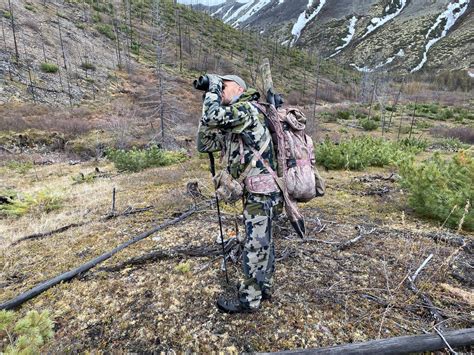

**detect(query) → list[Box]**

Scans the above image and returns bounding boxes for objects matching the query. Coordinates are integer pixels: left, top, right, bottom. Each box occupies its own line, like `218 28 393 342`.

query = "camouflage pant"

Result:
239 192 282 309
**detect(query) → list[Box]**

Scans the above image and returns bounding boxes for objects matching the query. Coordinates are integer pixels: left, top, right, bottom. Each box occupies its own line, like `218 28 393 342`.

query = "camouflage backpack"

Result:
252 102 325 202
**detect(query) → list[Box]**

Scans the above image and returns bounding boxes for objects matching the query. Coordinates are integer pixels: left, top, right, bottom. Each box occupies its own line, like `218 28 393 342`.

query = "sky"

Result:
177 0 251 5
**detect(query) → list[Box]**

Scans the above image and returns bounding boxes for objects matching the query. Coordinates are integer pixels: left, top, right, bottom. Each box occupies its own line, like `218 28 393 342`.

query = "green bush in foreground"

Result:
107 145 187 172
360 118 378 131
399 152 473 231
316 136 422 170
0 190 63 217
40 62 59 73
0 310 54 353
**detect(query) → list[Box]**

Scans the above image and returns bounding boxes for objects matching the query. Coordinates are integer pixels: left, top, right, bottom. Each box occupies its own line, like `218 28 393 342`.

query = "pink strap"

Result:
238 136 245 164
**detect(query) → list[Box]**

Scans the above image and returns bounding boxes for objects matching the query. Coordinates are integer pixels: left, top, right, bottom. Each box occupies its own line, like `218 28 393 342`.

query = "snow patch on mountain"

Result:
222 5 235 21
211 6 224 17
329 16 358 58
224 2 252 24
233 0 272 26
411 0 470 72
350 49 405 72
223 0 272 27
290 0 327 46
278 0 286 4
362 0 407 38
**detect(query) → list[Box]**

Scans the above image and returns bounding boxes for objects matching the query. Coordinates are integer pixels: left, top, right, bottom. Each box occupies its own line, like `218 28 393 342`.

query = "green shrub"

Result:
107 146 187 172
316 136 420 170
399 126 412 135
40 62 59 73
436 109 453 121
6 160 33 174
131 41 141 56
336 111 351 120
24 3 35 11
0 190 63 217
320 112 337 123
399 152 474 231
175 262 191 273
96 24 115 40
2 10 12 19
415 120 432 129
360 118 378 131
0 310 54 354
80 62 96 71
371 115 381 122
432 138 468 151
399 137 429 151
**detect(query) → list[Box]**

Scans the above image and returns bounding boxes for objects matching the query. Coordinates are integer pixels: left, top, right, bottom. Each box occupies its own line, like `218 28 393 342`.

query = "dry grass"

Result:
0 159 471 352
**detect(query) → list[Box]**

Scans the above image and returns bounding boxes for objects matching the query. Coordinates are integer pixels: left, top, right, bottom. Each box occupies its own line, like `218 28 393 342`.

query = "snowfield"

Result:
362 0 407 38
411 0 470 72
329 16 358 58
290 0 327 46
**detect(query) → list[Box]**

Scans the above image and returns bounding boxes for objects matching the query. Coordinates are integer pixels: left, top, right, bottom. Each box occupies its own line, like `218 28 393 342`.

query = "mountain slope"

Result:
0 0 354 106
203 0 473 73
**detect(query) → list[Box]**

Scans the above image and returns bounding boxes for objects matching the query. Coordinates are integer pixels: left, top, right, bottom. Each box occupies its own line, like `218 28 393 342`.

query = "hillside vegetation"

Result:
0 0 473 353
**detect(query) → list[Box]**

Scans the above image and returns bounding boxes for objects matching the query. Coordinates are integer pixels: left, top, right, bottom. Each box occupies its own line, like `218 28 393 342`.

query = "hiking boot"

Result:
262 291 272 302
216 296 256 314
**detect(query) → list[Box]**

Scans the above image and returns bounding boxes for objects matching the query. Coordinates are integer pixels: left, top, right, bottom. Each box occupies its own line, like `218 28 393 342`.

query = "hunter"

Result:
197 74 282 314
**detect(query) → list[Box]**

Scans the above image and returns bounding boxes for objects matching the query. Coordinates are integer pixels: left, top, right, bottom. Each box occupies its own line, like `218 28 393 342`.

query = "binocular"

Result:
193 75 210 91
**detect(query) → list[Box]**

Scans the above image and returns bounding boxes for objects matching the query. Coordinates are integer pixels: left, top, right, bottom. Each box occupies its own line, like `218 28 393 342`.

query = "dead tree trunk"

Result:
178 10 183 73
409 97 417 139
57 16 67 70
8 0 19 63
311 54 322 134
367 80 378 121
259 328 474 355
1 17 13 80
387 79 404 130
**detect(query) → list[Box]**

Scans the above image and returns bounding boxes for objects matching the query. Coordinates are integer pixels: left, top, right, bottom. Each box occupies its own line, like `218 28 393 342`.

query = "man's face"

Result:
221 80 244 106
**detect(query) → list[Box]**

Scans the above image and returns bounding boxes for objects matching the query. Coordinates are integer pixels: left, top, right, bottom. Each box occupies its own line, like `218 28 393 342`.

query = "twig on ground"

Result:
407 255 447 329
434 326 458 354
411 254 433 282
337 225 377 251
298 238 339 245
103 205 154 220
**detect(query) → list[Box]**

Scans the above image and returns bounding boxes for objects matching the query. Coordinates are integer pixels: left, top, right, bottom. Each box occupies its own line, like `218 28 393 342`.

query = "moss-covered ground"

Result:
0 131 472 351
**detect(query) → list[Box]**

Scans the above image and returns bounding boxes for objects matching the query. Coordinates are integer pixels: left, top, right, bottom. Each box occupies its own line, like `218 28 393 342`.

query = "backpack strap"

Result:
237 135 271 185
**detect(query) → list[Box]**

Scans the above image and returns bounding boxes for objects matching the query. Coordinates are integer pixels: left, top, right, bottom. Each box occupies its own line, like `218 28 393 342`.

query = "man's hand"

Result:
207 74 222 88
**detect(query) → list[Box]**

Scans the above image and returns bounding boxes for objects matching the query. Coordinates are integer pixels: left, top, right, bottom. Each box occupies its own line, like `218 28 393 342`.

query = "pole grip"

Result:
208 152 216 177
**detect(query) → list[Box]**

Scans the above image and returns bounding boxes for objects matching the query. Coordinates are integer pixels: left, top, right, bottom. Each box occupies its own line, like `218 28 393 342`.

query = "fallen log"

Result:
0 204 202 310
259 328 474 354
11 222 86 246
12 205 155 246
98 238 238 273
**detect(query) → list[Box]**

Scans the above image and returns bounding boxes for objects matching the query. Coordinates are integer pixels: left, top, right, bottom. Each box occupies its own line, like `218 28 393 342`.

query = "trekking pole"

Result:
208 152 229 284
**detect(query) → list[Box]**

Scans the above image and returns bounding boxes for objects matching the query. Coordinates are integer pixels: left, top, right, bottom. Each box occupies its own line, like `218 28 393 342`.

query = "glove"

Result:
206 74 222 89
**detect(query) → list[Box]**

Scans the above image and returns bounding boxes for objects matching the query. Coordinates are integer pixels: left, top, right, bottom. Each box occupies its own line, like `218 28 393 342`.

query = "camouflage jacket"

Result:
197 81 277 182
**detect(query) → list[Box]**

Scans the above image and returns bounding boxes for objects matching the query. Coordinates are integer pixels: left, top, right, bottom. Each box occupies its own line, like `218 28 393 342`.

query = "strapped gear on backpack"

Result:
250 102 326 237
252 102 325 201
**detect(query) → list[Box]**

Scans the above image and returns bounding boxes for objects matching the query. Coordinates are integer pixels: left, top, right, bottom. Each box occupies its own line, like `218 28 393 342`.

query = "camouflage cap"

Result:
219 75 247 90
